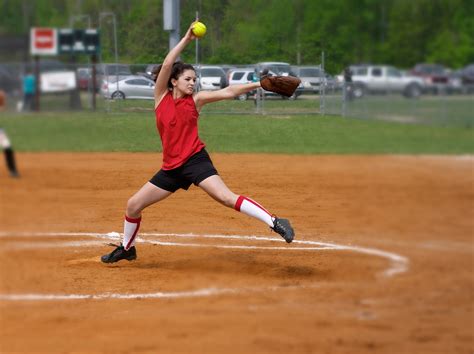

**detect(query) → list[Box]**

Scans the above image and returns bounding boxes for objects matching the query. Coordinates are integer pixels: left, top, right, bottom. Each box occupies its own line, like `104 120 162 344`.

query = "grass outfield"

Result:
0 111 472 154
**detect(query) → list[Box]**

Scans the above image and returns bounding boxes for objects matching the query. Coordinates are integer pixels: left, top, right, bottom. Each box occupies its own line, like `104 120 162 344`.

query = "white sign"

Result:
40 71 76 93
30 27 58 55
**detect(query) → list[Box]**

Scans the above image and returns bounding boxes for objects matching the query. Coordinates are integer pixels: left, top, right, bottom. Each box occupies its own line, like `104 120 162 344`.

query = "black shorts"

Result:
150 148 218 192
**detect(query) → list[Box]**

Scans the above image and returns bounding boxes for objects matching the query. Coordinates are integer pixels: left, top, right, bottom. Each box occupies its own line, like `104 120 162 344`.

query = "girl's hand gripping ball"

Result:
192 22 207 38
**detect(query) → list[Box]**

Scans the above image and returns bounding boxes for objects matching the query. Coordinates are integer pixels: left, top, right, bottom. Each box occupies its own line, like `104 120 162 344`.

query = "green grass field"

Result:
16 92 474 128
0 110 472 154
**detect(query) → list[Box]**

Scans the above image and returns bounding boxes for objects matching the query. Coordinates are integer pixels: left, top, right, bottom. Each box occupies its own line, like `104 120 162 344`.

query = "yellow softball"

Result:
192 22 207 38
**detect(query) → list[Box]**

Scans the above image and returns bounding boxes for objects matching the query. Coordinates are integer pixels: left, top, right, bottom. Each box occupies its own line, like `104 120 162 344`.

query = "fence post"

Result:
320 51 325 115
34 55 40 112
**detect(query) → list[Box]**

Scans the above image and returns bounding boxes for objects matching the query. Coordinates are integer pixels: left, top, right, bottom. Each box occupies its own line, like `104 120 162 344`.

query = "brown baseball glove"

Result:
260 75 301 97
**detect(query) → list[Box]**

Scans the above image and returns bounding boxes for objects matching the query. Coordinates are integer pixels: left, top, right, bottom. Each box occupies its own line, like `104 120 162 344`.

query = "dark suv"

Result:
457 64 474 93
410 63 449 94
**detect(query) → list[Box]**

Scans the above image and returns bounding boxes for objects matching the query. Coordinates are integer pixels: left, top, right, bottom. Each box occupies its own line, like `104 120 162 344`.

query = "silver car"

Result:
227 68 257 100
295 66 324 94
101 75 155 100
195 66 226 91
295 66 340 94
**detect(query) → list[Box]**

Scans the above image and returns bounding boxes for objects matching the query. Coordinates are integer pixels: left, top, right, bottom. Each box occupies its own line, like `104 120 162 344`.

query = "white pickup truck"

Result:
348 65 425 98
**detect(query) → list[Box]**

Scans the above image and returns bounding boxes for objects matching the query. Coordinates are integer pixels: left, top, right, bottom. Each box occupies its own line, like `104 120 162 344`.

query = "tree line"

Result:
2 0 473 73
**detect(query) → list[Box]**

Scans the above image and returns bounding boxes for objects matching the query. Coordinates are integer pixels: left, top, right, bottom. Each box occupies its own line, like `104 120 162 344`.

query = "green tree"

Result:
1 0 473 71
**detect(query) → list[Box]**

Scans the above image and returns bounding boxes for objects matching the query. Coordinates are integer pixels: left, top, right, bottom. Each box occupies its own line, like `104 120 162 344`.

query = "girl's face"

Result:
172 69 197 95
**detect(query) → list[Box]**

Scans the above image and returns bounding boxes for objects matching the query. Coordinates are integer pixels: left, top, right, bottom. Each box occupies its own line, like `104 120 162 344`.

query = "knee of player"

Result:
126 197 142 216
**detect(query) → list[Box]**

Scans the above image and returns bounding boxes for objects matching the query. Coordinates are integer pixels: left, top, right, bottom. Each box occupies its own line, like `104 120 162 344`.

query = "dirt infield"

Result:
0 153 472 353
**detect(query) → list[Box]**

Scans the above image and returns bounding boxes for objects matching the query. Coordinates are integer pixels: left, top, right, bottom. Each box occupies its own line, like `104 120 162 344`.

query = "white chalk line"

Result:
0 231 409 301
1 231 409 275
0 287 238 301
0 283 320 302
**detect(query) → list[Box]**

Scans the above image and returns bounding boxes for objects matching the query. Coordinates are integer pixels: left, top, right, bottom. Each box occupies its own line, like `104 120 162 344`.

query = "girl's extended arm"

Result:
194 82 261 111
154 23 197 104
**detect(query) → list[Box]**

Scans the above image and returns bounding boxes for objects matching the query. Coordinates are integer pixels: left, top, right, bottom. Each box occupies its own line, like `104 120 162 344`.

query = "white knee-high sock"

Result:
123 215 141 250
234 195 274 227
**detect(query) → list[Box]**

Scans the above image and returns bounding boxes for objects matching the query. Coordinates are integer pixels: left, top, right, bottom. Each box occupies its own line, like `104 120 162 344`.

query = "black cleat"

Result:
101 243 137 263
271 217 295 243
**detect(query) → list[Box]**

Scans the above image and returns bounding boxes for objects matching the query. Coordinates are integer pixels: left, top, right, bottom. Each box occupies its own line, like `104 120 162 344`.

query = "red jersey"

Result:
155 92 206 170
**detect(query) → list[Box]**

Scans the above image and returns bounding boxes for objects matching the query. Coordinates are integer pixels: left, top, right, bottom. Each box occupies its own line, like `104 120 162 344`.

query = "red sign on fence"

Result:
30 27 58 55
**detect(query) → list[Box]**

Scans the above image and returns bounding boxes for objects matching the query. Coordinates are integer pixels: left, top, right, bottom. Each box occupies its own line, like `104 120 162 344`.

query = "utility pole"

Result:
195 11 199 66
163 0 180 55
69 14 97 110
68 15 92 110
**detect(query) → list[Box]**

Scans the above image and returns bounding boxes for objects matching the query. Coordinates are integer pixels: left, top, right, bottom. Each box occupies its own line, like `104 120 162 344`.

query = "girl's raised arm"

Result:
154 23 197 104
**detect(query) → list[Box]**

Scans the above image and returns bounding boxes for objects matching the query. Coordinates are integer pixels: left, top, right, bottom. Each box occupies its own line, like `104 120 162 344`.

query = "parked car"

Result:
77 68 91 90
77 67 103 91
256 62 297 76
294 66 323 94
101 75 155 100
195 65 226 91
227 67 257 100
455 63 474 93
410 63 449 94
347 65 424 98
293 66 339 94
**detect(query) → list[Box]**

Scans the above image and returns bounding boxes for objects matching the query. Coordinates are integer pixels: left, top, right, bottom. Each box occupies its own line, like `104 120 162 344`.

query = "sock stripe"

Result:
234 195 244 211
124 215 141 250
234 195 274 227
125 215 141 223
125 220 140 250
242 196 272 216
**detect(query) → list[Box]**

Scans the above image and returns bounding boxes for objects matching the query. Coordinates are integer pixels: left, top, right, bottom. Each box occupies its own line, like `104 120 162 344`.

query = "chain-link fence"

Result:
326 83 474 127
0 61 102 112
1 61 473 127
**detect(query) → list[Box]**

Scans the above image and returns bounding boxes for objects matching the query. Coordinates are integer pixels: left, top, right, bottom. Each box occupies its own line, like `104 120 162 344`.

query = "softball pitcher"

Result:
101 22 295 263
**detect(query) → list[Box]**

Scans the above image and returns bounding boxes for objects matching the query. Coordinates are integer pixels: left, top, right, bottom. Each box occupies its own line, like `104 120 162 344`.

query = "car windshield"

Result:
201 68 224 76
266 65 290 74
232 72 245 80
